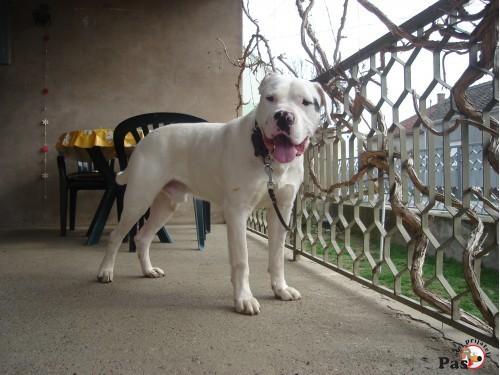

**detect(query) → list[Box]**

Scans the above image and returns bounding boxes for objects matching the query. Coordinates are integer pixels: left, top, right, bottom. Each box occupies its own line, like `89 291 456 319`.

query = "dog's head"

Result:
255 73 331 164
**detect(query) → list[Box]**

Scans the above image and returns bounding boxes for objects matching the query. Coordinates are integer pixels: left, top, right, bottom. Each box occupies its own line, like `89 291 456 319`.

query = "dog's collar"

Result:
251 121 270 160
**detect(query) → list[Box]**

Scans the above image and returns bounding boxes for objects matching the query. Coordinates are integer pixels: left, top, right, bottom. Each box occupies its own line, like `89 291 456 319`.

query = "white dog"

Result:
97 73 331 315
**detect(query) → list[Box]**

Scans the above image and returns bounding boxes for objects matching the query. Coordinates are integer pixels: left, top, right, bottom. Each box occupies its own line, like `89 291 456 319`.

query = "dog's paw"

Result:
273 286 301 301
143 267 165 278
235 296 261 315
97 269 113 283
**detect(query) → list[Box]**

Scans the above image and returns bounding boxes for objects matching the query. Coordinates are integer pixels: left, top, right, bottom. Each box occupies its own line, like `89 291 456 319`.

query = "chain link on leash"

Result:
264 157 296 232
252 122 296 232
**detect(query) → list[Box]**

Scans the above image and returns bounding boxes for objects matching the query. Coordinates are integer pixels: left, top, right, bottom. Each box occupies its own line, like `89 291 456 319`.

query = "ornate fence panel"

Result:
247 0 498 345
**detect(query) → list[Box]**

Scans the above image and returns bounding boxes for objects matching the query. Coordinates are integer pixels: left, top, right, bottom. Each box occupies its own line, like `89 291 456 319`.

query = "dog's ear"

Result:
314 82 333 126
258 72 280 95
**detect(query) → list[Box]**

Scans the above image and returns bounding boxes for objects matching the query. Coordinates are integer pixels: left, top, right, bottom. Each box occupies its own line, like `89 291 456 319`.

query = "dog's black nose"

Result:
275 111 295 124
274 111 295 133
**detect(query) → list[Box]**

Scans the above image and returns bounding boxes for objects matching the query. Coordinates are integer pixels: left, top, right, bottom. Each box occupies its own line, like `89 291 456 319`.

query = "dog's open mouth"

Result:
263 134 308 163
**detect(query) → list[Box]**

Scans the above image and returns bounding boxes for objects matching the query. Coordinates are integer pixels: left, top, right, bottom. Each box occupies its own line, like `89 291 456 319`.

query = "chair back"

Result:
113 112 207 172
77 160 94 172
58 154 114 176
58 154 98 178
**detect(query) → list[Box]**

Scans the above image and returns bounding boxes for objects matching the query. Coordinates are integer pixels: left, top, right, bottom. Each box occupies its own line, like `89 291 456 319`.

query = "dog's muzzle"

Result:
257 111 306 164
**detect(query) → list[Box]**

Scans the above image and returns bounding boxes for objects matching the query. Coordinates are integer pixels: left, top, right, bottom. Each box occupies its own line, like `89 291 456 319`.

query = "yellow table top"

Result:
55 129 139 161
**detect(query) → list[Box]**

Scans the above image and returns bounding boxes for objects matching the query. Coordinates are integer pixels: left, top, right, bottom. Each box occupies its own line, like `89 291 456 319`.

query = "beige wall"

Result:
0 0 242 227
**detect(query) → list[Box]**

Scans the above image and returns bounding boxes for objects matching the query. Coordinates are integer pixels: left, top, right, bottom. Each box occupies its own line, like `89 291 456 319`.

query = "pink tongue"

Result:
272 135 296 163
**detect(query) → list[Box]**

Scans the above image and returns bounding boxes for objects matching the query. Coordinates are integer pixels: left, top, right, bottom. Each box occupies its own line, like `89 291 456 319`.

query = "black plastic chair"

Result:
113 112 211 252
57 154 114 237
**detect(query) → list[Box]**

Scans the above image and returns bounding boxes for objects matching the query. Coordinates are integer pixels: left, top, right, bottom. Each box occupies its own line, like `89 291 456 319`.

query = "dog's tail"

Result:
115 169 128 185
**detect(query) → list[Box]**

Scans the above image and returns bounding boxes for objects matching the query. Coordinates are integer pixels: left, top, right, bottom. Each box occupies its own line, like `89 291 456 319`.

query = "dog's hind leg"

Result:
97 184 159 282
134 181 188 278
97 207 147 283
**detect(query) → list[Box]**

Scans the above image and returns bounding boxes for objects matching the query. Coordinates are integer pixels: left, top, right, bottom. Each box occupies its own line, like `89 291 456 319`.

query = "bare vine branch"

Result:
295 0 331 74
357 0 470 52
277 55 299 77
333 0 349 63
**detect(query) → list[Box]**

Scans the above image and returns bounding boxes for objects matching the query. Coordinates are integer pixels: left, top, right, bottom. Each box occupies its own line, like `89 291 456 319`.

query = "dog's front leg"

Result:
267 204 301 301
224 204 260 315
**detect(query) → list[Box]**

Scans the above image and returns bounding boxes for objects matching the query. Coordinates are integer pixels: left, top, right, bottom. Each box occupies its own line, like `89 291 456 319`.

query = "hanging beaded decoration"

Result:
40 33 50 200
34 4 51 200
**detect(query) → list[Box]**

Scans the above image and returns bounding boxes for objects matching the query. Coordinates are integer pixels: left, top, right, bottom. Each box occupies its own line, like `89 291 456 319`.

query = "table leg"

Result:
84 147 117 246
157 227 173 243
85 186 116 246
193 198 205 251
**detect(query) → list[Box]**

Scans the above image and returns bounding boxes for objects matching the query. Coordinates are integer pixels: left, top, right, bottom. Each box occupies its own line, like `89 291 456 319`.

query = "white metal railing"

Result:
247 0 498 346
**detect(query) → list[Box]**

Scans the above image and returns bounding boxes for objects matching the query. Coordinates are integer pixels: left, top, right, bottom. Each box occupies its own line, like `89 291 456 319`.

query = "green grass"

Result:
301 231 499 320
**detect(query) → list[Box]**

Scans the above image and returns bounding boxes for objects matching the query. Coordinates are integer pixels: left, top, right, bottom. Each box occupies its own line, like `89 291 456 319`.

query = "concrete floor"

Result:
0 225 498 375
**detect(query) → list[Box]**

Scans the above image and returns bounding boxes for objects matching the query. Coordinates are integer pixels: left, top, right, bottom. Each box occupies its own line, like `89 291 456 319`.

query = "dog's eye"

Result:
302 99 312 106
266 95 274 102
